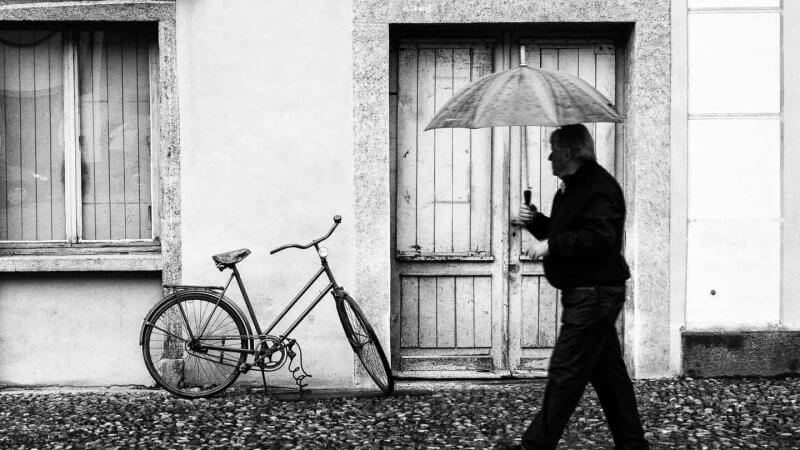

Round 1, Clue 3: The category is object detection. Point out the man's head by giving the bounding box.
[548,124,596,178]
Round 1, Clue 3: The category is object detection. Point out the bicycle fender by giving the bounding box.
[139,290,254,349]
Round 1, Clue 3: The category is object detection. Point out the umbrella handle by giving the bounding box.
[523,189,532,208]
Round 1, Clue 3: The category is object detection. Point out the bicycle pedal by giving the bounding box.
[238,362,253,374]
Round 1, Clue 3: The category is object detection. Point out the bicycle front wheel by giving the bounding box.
[336,293,394,394]
[142,291,249,398]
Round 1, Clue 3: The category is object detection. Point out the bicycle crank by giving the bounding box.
[253,335,288,371]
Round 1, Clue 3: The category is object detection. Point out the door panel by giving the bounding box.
[508,41,620,374]
[521,275,560,348]
[391,40,501,374]
[395,44,493,258]
[397,275,493,349]
[397,274,494,370]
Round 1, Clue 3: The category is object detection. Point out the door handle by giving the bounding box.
[508,263,519,273]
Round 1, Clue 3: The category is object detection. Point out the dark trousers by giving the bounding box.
[522,286,649,450]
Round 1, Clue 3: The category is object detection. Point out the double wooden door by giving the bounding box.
[390,38,619,376]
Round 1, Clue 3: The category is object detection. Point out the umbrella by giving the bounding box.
[424,63,622,130]
[424,46,623,204]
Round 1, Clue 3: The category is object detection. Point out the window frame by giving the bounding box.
[0,23,161,256]
[0,3,178,277]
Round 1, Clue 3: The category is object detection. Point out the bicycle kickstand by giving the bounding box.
[285,338,312,396]
[260,368,268,394]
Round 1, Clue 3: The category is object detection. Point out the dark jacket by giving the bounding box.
[526,160,630,290]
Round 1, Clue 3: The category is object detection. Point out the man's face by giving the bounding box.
[548,142,573,178]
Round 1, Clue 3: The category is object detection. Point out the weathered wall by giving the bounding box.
[0,273,161,385]
[353,0,672,378]
[176,0,357,387]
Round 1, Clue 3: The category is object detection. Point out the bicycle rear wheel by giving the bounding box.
[142,291,249,398]
[335,293,394,394]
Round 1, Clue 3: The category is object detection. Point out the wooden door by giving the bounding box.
[390,40,507,375]
[390,38,622,377]
[507,41,620,374]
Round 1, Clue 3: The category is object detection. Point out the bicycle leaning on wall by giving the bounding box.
[139,216,394,398]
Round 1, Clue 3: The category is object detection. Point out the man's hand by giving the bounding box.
[511,203,538,227]
[526,239,549,260]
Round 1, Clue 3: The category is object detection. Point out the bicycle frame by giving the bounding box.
[194,245,342,356]
[140,216,397,397]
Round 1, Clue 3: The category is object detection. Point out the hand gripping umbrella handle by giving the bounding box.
[521,126,533,209]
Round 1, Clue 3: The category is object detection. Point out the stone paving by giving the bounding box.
[1,377,799,449]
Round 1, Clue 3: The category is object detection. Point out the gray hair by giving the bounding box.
[550,124,596,163]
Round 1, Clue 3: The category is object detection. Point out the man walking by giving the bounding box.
[511,124,649,449]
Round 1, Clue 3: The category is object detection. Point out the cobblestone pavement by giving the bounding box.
[1,377,799,449]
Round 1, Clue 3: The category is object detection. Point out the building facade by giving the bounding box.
[0,0,796,387]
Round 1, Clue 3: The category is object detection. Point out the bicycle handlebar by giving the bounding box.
[269,215,342,255]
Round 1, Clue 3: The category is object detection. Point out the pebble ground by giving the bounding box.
[1,377,799,449]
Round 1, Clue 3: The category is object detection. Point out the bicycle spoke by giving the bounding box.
[188,301,197,334]
[202,304,229,337]
[199,299,210,332]
[208,359,226,382]
[207,315,235,337]
[147,323,190,343]
[157,308,190,340]
[208,358,227,385]
[196,355,215,388]
[176,301,195,339]
[200,302,227,336]
[189,350,242,367]
[194,356,209,387]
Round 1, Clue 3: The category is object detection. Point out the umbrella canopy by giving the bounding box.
[424,64,623,130]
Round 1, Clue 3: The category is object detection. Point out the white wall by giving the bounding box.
[176,0,357,386]
[0,273,161,385]
[784,0,800,328]
[685,3,783,329]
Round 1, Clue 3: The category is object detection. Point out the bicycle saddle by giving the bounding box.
[212,248,251,268]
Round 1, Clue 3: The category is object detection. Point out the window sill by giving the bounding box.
[0,253,163,272]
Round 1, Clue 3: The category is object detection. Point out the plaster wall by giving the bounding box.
[0,273,161,385]
[353,0,672,378]
[785,0,800,328]
[683,5,784,330]
[176,0,357,387]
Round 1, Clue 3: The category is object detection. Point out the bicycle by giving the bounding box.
[139,215,394,398]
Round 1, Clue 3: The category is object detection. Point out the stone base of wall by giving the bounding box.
[682,331,800,378]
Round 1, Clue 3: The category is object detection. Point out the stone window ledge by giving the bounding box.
[0,254,163,272]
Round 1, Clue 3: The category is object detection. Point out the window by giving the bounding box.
[0,24,158,248]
